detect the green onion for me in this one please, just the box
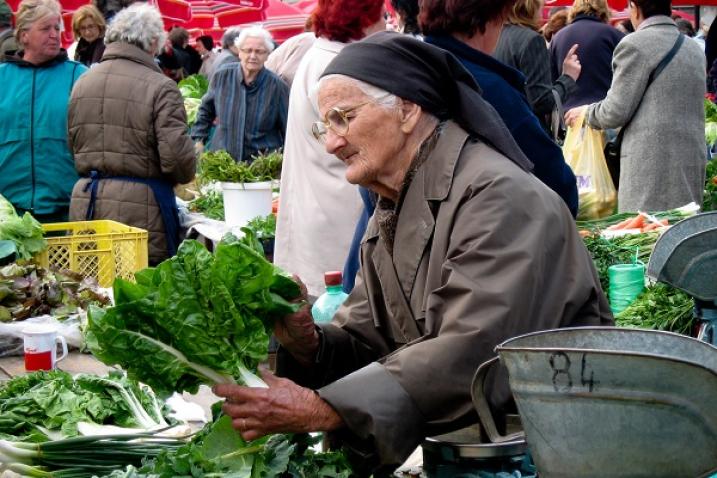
[0,432,185,478]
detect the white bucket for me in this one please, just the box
[221,181,273,229]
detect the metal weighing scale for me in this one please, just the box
[647,211,717,344]
[420,422,535,478]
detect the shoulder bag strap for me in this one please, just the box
[551,88,565,143]
[613,33,685,142]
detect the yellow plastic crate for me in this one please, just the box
[37,220,149,287]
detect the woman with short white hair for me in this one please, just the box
[0,0,87,222]
[192,25,289,163]
[67,3,196,264]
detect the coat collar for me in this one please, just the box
[421,121,470,201]
[101,42,162,73]
[3,48,69,67]
[365,121,470,310]
[637,15,676,31]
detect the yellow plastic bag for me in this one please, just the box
[562,110,617,220]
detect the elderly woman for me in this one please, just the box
[67,3,195,264]
[549,0,624,109]
[72,4,105,67]
[0,0,86,222]
[565,0,706,212]
[213,32,613,474]
[192,26,288,163]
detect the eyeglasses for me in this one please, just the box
[239,48,268,56]
[311,101,370,142]
[79,24,98,32]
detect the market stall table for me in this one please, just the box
[0,351,220,421]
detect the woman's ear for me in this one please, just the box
[399,100,422,133]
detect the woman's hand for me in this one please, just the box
[213,370,343,441]
[273,275,319,365]
[564,106,587,128]
[562,44,581,81]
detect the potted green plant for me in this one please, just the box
[197,150,282,229]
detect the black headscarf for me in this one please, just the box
[321,31,533,172]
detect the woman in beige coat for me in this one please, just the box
[68,3,195,264]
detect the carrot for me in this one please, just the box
[579,229,592,238]
[641,223,661,232]
[607,217,634,230]
[622,215,645,230]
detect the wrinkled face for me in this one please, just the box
[317,79,406,191]
[238,36,269,77]
[78,17,100,43]
[21,14,61,64]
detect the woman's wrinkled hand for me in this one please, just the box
[564,106,587,128]
[273,275,319,365]
[562,43,581,81]
[213,370,343,441]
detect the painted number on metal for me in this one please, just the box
[549,352,598,393]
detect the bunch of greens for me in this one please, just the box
[84,232,301,397]
[188,190,224,221]
[0,431,184,478]
[703,159,717,212]
[583,232,659,294]
[0,194,47,260]
[178,74,209,127]
[246,214,276,240]
[0,370,169,443]
[198,149,283,184]
[615,283,694,334]
[101,415,353,478]
[0,263,110,322]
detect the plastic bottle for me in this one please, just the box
[311,271,348,324]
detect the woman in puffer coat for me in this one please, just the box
[68,3,195,264]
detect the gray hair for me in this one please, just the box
[314,74,399,110]
[15,0,61,44]
[221,26,242,49]
[105,3,166,54]
[234,25,275,53]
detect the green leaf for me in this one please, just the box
[85,238,302,396]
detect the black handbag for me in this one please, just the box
[602,33,685,189]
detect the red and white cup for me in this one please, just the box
[22,325,68,372]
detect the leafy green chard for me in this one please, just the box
[85,234,301,397]
[0,371,170,442]
[101,415,353,478]
[0,194,47,260]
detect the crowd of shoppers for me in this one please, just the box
[0,0,711,472]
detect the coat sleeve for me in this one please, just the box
[318,168,611,466]
[154,82,196,184]
[586,38,651,129]
[521,34,574,117]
